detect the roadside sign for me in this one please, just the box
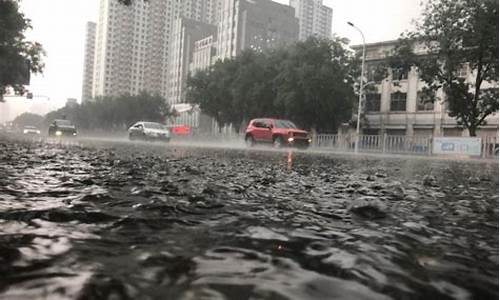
[433,137,482,156]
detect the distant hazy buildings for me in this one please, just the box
[87,0,298,101]
[90,0,222,99]
[167,0,299,104]
[289,0,332,40]
[66,98,78,108]
[84,0,302,129]
[217,0,299,60]
[81,22,96,103]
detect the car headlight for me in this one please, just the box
[23,130,28,134]
[36,130,41,134]
[288,137,294,142]
[73,132,77,136]
[55,131,62,136]
[308,138,312,143]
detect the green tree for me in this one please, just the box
[230,50,278,131]
[44,92,170,131]
[12,112,44,128]
[274,37,357,132]
[387,0,498,136]
[187,37,358,133]
[0,0,45,100]
[186,59,240,131]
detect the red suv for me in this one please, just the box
[245,118,311,148]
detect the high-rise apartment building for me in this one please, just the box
[93,0,173,98]
[91,0,221,99]
[81,22,96,103]
[167,18,217,104]
[217,0,299,60]
[289,0,332,40]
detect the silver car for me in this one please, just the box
[23,126,41,135]
[128,121,171,142]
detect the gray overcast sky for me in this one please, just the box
[6,0,424,120]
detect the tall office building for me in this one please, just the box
[217,0,299,60]
[82,22,96,103]
[91,0,221,99]
[167,18,217,104]
[190,35,218,74]
[289,0,332,40]
[160,0,223,98]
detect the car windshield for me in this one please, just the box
[274,120,297,129]
[24,126,37,129]
[55,120,72,126]
[143,122,165,130]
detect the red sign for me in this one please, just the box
[169,125,191,136]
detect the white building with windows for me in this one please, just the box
[355,40,498,138]
[289,0,332,41]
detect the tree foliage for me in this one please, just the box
[387,0,499,136]
[186,37,357,133]
[0,0,45,100]
[45,92,171,131]
[12,112,44,128]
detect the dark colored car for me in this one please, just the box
[245,118,311,148]
[128,121,171,142]
[48,119,77,137]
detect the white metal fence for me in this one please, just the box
[481,136,499,158]
[314,134,432,155]
[314,134,497,158]
[185,131,497,159]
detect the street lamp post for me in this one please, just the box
[348,21,366,154]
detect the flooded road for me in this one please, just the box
[0,137,498,300]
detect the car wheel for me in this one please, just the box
[273,136,284,148]
[245,135,255,147]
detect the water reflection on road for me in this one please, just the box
[0,137,497,300]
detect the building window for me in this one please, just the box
[390,92,407,111]
[365,93,381,112]
[366,65,379,82]
[416,92,434,111]
[391,67,408,81]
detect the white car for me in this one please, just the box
[23,126,41,135]
[128,121,171,142]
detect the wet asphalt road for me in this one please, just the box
[0,136,498,300]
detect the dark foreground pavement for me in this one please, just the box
[0,136,498,300]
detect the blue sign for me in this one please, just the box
[433,137,482,156]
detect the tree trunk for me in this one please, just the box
[468,125,477,137]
